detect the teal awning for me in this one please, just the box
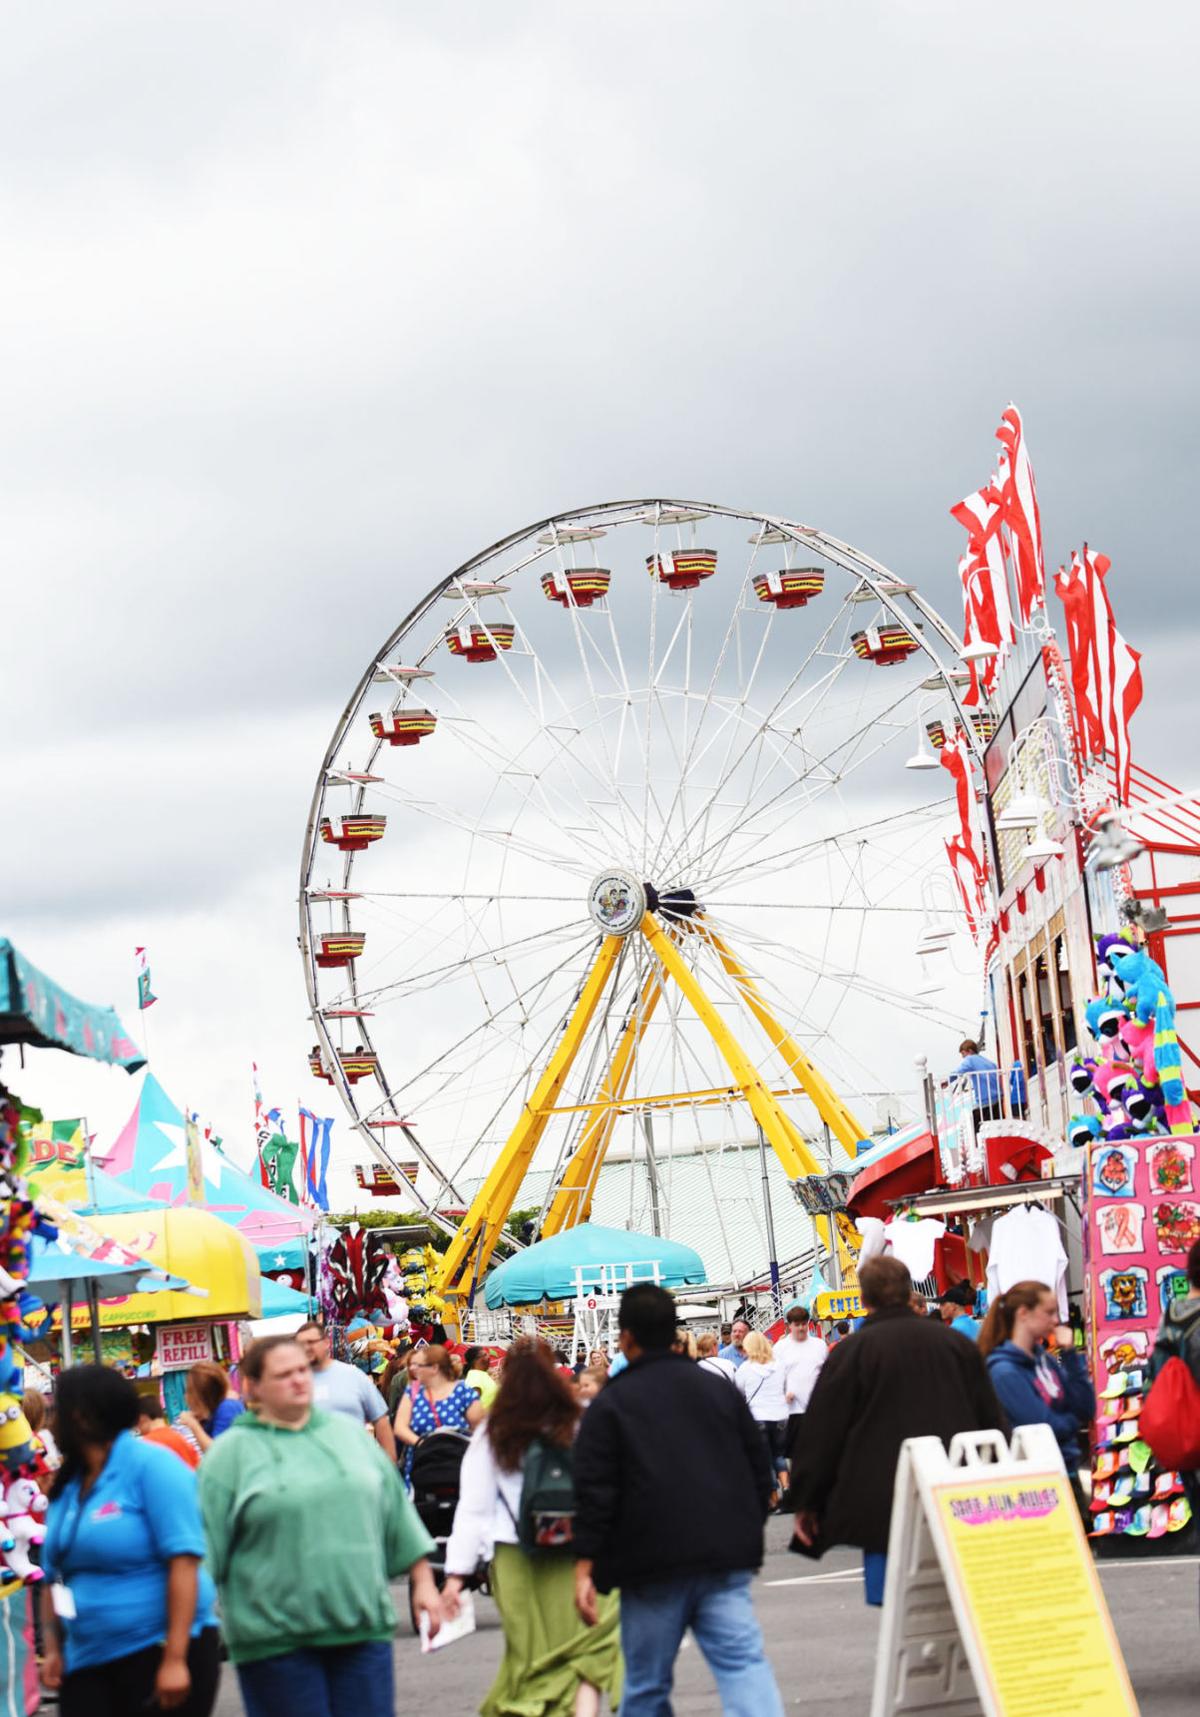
[0,941,144,1072]
[484,1222,707,1309]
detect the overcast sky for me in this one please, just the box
[5,2,1199,1196]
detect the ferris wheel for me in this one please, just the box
[300,499,982,1308]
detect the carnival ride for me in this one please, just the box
[299,500,989,1323]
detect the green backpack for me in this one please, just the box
[517,1436,577,1555]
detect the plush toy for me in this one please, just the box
[1085,997,1126,1045]
[1068,1056,1099,1101]
[1068,1115,1103,1151]
[1093,1058,1137,1113]
[0,1398,34,1473]
[1119,1081,1164,1134]
[1096,931,1136,996]
[0,1477,46,1584]
[1107,945,1193,1134]
[1118,1011,1159,1089]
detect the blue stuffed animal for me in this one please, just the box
[1106,944,1190,1130]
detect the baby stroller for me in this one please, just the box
[406,1427,488,1630]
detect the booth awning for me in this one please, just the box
[484,1222,707,1309]
[58,1207,262,1326]
[0,940,144,1071]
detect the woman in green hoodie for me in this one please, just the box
[198,1334,441,1717]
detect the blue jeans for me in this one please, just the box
[618,1569,784,1717]
[237,1639,393,1717]
[863,1551,887,1606]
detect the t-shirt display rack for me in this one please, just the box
[880,1176,1081,1306]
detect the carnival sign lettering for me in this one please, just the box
[156,1324,214,1369]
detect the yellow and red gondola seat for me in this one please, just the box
[970,711,998,743]
[369,709,437,747]
[319,815,387,853]
[541,568,611,608]
[926,719,948,750]
[647,549,718,591]
[445,623,516,663]
[751,567,825,609]
[338,1047,380,1084]
[851,624,920,667]
[315,931,365,969]
[309,1046,334,1082]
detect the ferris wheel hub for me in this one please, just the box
[586,873,700,935]
[587,870,645,936]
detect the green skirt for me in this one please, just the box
[481,1542,623,1717]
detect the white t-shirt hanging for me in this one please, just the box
[854,1216,887,1264]
[985,1204,1069,1320]
[883,1215,946,1281]
[967,1214,994,1255]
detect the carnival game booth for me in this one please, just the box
[55,1206,262,1415]
[484,1222,707,1354]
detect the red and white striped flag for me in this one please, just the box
[1053,546,1143,803]
[950,487,1014,706]
[992,405,1046,625]
[939,730,991,938]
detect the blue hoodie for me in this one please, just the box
[984,1341,1095,1467]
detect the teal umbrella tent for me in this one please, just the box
[483,1222,707,1309]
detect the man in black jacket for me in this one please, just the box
[574,1283,783,1716]
[792,1254,1006,1606]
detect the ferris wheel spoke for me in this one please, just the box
[423,683,625,871]
[432,602,641,869]
[350,915,586,1007]
[655,586,858,882]
[701,800,954,905]
[681,678,924,893]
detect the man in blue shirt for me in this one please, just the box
[718,1319,750,1368]
[953,1039,1003,1130]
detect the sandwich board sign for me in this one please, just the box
[871,1426,1137,1717]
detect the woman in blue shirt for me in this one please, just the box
[41,1366,219,1716]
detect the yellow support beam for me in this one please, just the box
[642,914,857,1278]
[699,918,871,1159]
[640,914,813,1177]
[436,935,624,1303]
[540,970,663,1238]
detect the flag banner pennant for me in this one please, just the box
[299,1109,333,1212]
[134,947,157,1011]
[939,731,991,939]
[1053,546,1143,804]
[993,405,1046,625]
[259,1107,300,1205]
[950,488,1014,706]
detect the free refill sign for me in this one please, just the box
[156,1324,214,1369]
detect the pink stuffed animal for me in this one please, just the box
[0,1476,46,1584]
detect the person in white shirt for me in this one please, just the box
[736,1332,790,1501]
[696,1331,737,1381]
[773,1305,827,1473]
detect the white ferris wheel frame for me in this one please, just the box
[299,498,983,1241]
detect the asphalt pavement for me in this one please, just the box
[212,1517,1199,1714]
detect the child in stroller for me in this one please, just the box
[406,1426,489,1629]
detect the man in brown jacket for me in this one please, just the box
[791,1254,1005,1605]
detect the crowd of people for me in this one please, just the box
[22,1241,1200,1715]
